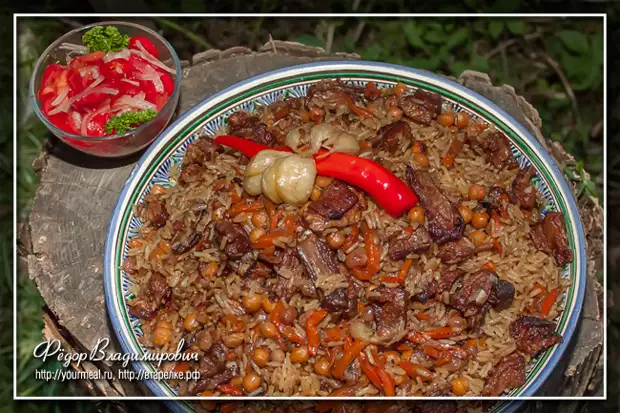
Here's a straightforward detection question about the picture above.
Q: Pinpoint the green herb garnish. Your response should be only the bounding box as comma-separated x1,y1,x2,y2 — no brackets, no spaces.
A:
82,26,130,53
104,109,157,134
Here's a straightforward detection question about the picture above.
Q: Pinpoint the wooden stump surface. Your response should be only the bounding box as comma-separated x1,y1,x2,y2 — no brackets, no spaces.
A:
18,41,604,412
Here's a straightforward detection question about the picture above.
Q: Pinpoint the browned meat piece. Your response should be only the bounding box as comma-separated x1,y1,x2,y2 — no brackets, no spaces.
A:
482,353,526,396
405,167,465,244
388,226,432,260
227,111,275,147
308,180,358,220
129,273,172,320
206,365,238,390
512,166,537,209
215,221,252,259
367,287,406,343
171,216,202,254
409,350,435,369
451,270,498,317
438,239,475,264
398,89,442,125
341,358,361,386
321,284,358,318
185,137,212,166
246,261,272,279
469,131,517,170
510,316,563,356
484,185,514,214
414,268,465,303
305,79,364,111
180,163,204,184
371,120,413,153
414,401,458,413
423,377,451,396
142,199,168,228
297,233,344,283
188,342,234,394
121,256,137,275
488,279,515,310
529,211,573,266
270,250,306,301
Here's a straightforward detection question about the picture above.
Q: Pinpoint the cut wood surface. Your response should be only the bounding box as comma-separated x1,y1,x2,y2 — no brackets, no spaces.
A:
19,41,603,412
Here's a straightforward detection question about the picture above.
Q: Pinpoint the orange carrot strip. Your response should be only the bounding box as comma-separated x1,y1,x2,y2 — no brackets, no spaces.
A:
228,199,264,217
307,309,328,356
423,327,456,339
359,352,384,391
541,288,560,316
399,361,433,381
333,339,366,379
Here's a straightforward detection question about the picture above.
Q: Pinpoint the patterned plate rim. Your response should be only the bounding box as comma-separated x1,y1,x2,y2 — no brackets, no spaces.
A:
104,61,586,412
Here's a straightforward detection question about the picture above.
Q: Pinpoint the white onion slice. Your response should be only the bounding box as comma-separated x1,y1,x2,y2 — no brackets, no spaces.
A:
112,93,156,111
70,111,82,131
121,78,140,86
47,100,70,116
68,76,105,104
50,86,70,107
133,60,164,93
103,49,131,63
58,42,88,53
129,48,176,75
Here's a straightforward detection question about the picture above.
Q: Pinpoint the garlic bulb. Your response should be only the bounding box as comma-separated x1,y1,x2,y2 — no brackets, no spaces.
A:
309,124,360,155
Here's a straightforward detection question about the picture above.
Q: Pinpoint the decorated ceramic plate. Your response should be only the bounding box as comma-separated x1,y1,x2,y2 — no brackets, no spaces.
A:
104,61,586,412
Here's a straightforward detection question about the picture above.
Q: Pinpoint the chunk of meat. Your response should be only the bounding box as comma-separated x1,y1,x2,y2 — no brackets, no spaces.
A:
414,268,465,303
185,137,212,166
510,316,563,356
305,79,364,111
414,401,458,413
171,220,202,254
297,233,350,296
270,250,306,301
128,273,172,320
121,256,137,275
341,358,361,386
321,284,358,318
405,167,465,244
512,166,537,209
308,180,359,220
141,199,168,228
367,287,406,343
468,131,517,170
450,270,498,317
180,163,204,184
246,261,272,279
398,89,442,125
488,279,515,310
437,239,475,264
530,211,573,266
484,185,514,214
482,353,526,396
423,376,451,396
388,226,432,260
226,111,275,147
408,350,435,369
215,221,252,259
188,342,234,394
371,120,413,153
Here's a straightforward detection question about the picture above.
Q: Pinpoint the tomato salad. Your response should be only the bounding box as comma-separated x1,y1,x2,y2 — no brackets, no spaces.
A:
38,26,176,137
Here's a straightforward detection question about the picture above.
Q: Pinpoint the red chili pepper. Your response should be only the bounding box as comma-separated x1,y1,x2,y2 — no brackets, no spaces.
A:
213,135,419,217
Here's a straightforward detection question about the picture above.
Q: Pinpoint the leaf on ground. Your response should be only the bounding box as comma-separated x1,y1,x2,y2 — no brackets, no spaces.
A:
506,20,525,35
403,22,425,49
488,21,504,39
555,30,589,55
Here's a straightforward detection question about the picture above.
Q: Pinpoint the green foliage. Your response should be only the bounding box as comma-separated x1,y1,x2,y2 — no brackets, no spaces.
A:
104,109,158,134
82,25,129,53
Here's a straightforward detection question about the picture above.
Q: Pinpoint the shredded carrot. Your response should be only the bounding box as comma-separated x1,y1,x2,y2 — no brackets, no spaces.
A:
352,222,381,281
324,326,346,342
342,224,360,252
333,339,366,379
423,326,456,339
399,360,433,382
364,81,381,100
280,325,306,344
416,312,432,321
377,367,395,396
541,288,560,316
357,302,365,314
282,214,297,234
342,94,375,119
441,138,464,168
228,199,264,217
380,258,412,284
307,309,328,356
252,231,292,249
269,208,283,233
397,344,413,352
359,352,384,391
482,261,497,271
406,331,428,344
492,238,503,256
491,214,502,231
217,384,243,396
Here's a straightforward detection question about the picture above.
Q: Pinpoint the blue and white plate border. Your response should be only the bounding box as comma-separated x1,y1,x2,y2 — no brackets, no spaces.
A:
103,61,587,412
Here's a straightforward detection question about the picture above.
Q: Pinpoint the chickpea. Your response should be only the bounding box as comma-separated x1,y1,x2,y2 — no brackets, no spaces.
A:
252,347,270,367
201,262,218,279
458,205,473,224
451,377,469,396
128,238,144,248
230,376,243,388
183,313,200,332
243,373,262,393
198,330,213,351
382,351,401,366
310,186,322,201
414,152,430,168
271,348,285,363
223,332,244,348
151,184,167,195
249,227,266,243
290,346,310,364
281,306,298,325
260,321,278,338
242,293,262,313
437,112,456,127
262,295,277,313
468,184,486,200
471,230,487,247
314,358,331,376
393,82,408,96
394,373,408,386
471,212,490,229
389,106,403,119
153,319,173,346
327,231,345,249
346,247,368,270
408,206,425,223
456,112,471,129
251,211,269,229
315,176,332,188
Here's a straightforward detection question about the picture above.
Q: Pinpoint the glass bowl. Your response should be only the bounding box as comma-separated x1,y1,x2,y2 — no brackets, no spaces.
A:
29,21,182,158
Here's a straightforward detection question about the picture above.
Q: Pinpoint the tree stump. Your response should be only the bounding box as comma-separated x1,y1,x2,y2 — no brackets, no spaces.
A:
18,41,603,412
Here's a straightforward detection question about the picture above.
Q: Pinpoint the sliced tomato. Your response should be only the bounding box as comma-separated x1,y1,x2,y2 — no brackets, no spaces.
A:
151,93,169,111
47,112,72,133
129,36,159,58
82,111,113,137
159,72,174,95
102,58,131,79
39,65,69,101
70,78,120,112
116,79,141,97
69,51,105,70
